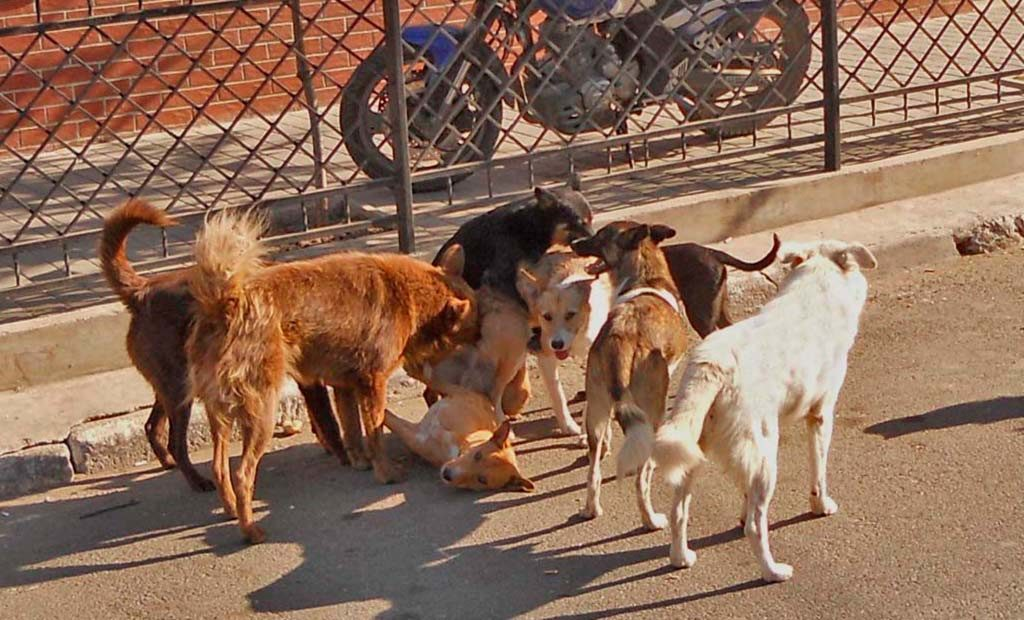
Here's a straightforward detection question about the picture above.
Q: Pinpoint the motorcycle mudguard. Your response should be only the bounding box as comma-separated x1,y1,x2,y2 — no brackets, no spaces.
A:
402,25,462,68
400,24,515,105
667,0,778,42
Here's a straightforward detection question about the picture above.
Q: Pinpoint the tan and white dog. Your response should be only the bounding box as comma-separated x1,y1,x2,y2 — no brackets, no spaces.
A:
517,248,614,437
384,393,535,492
650,239,876,583
570,221,690,531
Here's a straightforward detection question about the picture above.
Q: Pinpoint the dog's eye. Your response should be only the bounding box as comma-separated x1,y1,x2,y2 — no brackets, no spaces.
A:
565,311,576,320
474,451,483,461
477,475,488,485
542,313,553,322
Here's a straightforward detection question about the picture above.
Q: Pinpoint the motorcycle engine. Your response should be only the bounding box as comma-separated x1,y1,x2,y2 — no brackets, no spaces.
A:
525,19,639,134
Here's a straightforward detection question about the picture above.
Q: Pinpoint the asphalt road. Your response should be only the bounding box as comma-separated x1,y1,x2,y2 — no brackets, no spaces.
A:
2,249,1023,619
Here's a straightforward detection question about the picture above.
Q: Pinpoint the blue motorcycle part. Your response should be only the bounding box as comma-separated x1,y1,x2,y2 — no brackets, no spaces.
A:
535,0,620,20
401,24,462,69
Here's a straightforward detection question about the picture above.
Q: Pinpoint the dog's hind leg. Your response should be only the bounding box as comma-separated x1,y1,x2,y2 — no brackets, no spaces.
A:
207,410,237,519
738,433,792,582
807,391,841,517
233,396,276,545
637,459,668,530
357,373,406,484
333,387,370,471
144,400,175,469
157,374,216,492
580,391,611,520
669,472,698,568
300,384,348,466
537,353,581,436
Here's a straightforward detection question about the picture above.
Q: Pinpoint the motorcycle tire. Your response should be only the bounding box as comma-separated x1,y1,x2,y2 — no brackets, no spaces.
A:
341,42,504,194
695,0,811,139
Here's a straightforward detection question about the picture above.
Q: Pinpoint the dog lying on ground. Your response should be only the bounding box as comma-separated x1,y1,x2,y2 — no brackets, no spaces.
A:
99,200,347,492
515,236,779,436
410,285,532,425
662,235,781,337
570,221,689,530
186,211,479,543
384,393,535,493
651,239,877,582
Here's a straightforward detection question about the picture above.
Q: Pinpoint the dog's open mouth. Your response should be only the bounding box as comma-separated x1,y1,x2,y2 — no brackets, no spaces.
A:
584,258,609,276
554,350,570,361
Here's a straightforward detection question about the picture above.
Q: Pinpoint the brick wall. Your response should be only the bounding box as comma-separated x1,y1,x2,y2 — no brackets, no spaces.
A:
0,0,974,154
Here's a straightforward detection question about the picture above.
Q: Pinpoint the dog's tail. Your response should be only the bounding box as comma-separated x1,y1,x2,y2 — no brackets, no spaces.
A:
189,209,267,316
707,233,781,272
614,351,667,481
654,361,726,486
99,199,176,312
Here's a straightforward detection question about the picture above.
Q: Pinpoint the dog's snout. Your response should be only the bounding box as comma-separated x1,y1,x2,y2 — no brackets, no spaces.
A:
551,338,565,350
441,467,453,482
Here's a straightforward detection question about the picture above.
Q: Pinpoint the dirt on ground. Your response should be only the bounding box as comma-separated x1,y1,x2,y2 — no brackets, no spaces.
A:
1,249,1023,619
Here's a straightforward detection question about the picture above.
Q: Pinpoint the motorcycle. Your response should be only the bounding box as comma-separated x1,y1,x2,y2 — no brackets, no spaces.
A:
341,0,811,192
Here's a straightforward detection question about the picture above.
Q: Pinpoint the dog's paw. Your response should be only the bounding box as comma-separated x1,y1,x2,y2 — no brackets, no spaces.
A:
191,477,217,493
347,452,372,471
644,512,669,531
579,504,603,520
557,419,583,438
670,544,697,569
243,524,267,545
811,495,839,516
762,562,794,583
373,460,406,485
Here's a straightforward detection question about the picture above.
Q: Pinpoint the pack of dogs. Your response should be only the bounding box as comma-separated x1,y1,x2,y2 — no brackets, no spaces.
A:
100,184,876,582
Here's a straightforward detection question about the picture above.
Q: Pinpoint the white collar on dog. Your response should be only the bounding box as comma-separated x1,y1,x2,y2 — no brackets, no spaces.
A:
614,279,683,315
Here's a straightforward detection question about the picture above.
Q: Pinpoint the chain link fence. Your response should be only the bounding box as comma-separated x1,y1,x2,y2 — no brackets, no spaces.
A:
1,0,1022,318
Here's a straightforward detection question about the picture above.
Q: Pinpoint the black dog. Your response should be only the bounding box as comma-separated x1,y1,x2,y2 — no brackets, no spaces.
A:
432,184,594,306
663,234,781,338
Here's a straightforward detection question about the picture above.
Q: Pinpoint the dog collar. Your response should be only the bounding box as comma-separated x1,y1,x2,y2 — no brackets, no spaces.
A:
614,281,683,315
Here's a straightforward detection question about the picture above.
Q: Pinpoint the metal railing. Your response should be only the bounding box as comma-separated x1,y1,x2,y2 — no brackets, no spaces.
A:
0,0,1022,310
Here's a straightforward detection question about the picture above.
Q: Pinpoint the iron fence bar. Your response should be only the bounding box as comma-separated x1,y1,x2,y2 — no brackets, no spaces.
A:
384,0,415,253
822,0,842,171
290,0,329,227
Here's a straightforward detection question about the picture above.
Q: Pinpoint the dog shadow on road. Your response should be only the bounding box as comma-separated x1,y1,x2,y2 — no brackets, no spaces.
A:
863,396,1024,439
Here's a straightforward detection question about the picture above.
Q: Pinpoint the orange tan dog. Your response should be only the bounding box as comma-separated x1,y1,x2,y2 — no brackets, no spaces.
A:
384,393,535,492
186,211,479,544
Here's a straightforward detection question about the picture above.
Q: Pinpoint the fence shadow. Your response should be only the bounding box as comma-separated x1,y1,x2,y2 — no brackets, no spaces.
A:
864,396,1024,439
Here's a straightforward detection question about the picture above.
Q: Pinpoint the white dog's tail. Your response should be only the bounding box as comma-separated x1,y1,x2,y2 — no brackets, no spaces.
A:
615,401,655,481
654,361,725,485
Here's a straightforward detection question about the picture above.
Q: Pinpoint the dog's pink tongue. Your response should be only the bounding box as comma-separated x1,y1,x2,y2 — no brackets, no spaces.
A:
555,350,570,361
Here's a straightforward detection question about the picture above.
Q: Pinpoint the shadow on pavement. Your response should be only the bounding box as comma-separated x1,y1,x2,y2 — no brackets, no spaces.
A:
863,396,1024,439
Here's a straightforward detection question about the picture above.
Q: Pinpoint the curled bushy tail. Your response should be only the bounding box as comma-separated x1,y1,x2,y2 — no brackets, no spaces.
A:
99,199,176,311
189,209,267,316
654,362,725,486
615,402,655,481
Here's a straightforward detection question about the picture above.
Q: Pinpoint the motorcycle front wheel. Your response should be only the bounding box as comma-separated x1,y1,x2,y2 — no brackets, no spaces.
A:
340,42,504,193
683,0,811,138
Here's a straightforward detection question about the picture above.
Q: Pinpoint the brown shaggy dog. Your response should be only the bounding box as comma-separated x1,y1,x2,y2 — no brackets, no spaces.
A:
100,200,347,492
186,211,479,543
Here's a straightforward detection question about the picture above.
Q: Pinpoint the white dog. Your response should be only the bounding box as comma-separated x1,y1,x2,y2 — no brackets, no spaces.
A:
647,239,876,583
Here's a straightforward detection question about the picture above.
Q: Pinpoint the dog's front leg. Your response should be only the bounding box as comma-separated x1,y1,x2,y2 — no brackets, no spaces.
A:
357,373,406,484
537,353,582,437
333,387,370,471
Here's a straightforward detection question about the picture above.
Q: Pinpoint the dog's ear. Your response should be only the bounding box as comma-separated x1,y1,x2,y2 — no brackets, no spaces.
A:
834,243,877,271
535,186,558,209
650,224,676,245
618,224,650,250
436,244,465,278
490,420,513,447
516,266,542,306
443,296,473,325
567,276,596,297
506,474,536,493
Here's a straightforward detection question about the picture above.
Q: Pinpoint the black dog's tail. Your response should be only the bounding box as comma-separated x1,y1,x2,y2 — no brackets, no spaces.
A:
707,233,781,271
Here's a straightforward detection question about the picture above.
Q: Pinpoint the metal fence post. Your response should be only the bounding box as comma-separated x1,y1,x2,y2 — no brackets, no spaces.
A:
383,0,416,254
289,0,331,227
821,0,842,171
